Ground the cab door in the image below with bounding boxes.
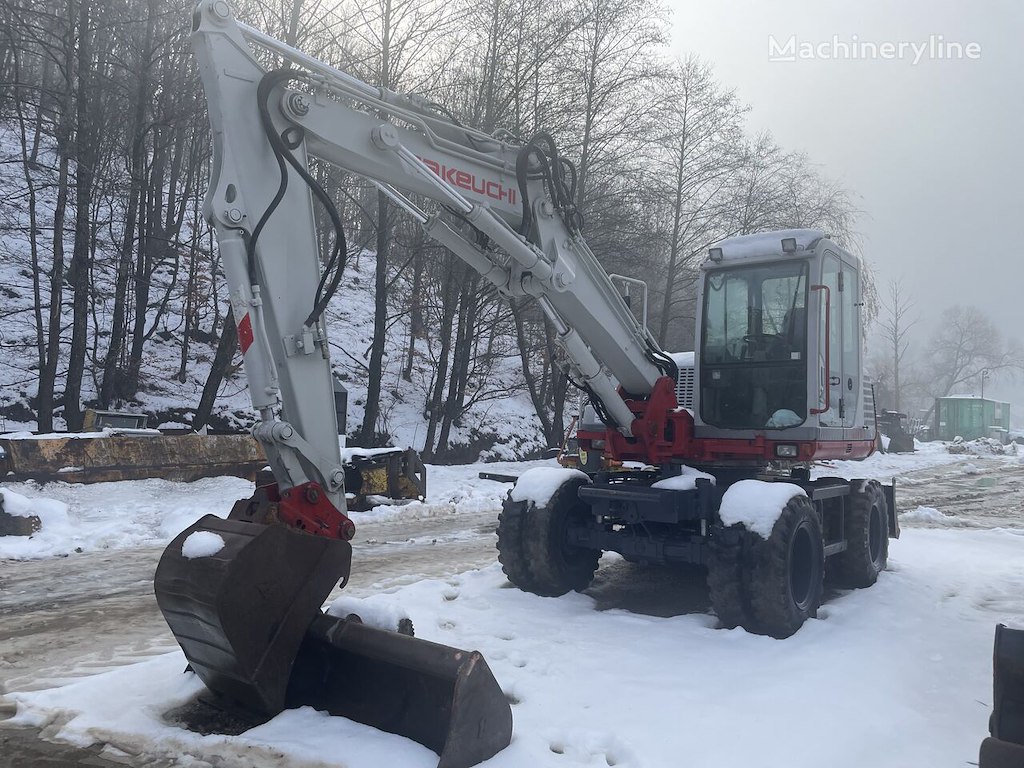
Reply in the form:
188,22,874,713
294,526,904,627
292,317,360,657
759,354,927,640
839,258,860,430
817,252,859,434
817,254,843,431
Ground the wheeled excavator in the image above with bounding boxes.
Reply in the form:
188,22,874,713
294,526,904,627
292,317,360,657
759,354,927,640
156,3,897,766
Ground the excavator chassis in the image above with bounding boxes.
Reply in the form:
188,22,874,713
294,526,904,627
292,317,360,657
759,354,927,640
155,504,512,768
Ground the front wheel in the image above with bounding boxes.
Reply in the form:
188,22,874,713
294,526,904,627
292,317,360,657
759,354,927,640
744,494,825,639
707,524,750,629
496,475,599,597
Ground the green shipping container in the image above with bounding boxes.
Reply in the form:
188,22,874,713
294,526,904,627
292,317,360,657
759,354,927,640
934,396,1011,442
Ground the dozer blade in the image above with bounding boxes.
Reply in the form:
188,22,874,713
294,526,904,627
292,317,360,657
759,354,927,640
288,613,513,768
154,514,352,714
0,433,265,484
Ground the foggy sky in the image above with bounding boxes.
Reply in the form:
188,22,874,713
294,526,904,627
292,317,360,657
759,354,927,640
666,0,1023,414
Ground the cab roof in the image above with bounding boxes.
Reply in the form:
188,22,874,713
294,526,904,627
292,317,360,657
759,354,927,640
708,229,826,262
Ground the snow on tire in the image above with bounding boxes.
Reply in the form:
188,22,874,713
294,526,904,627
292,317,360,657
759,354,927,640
743,494,825,639
496,476,599,598
829,480,888,589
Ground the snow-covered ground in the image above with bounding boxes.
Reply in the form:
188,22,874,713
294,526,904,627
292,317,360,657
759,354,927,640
9,527,1023,768
0,459,556,560
0,477,254,560
809,437,980,480
2,442,1023,767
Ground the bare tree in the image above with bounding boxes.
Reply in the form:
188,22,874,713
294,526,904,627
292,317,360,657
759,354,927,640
347,0,455,444
651,57,745,347
878,278,917,412
922,305,1023,419
35,0,77,432
64,0,106,431
0,0,873,449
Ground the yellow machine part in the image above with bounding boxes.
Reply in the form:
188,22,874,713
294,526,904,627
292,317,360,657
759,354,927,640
346,448,427,509
0,434,427,509
0,433,265,484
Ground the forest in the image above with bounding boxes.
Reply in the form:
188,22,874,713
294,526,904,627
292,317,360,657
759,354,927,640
0,0,863,458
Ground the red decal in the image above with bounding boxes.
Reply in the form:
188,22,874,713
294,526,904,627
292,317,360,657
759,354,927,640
237,312,254,354
416,155,516,206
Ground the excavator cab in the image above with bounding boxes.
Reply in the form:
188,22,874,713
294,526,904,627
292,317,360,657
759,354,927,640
694,229,876,461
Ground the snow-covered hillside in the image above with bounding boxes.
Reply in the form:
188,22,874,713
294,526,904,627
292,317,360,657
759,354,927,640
0,122,547,458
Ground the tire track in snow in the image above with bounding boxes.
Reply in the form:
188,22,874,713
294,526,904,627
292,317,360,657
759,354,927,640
894,458,1024,528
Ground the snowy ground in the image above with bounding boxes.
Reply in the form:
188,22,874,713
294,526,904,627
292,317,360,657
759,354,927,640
2,442,1023,767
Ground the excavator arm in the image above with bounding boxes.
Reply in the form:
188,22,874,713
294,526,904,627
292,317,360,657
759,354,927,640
191,1,673,479
142,5,649,767
157,2,685,764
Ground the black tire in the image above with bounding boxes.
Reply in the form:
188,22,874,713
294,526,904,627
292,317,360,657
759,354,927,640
496,476,599,597
496,495,543,594
744,494,825,639
706,525,750,629
830,480,888,588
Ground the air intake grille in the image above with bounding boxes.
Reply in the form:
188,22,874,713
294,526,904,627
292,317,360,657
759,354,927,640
675,366,695,409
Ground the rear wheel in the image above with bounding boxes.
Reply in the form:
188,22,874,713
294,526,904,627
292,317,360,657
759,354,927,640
496,476,599,597
830,480,888,588
744,495,825,639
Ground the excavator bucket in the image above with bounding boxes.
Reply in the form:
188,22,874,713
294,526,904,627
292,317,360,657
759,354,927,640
992,623,1024,744
155,512,512,768
345,447,427,510
155,514,353,713
289,614,513,768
